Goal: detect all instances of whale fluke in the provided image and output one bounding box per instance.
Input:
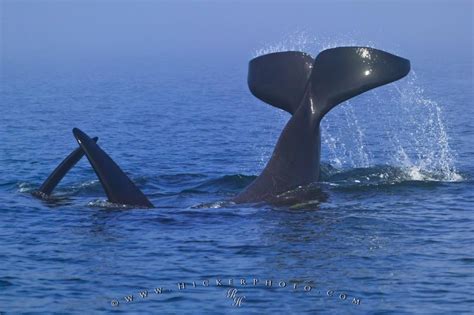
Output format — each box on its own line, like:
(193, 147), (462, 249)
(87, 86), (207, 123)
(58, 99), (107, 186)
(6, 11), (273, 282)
(72, 128), (154, 208)
(33, 137), (99, 198)
(309, 47), (410, 119)
(248, 51), (314, 114)
(235, 47), (410, 203)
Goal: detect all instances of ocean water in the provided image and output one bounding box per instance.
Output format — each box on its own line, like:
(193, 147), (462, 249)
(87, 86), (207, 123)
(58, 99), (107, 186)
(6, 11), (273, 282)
(0, 40), (473, 314)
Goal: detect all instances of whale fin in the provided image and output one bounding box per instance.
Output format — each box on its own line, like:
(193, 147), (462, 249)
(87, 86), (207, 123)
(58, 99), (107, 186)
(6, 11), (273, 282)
(309, 47), (410, 118)
(34, 137), (98, 198)
(248, 51), (314, 114)
(72, 128), (154, 208)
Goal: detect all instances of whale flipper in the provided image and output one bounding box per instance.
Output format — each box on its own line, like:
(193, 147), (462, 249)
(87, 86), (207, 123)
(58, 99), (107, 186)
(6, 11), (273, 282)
(235, 47), (410, 203)
(72, 128), (154, 208)
(33, 137), (98, 198)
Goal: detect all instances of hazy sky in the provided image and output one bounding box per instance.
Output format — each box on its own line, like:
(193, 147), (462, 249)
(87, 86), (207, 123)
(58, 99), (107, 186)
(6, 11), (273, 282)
(1, 0), (473, 68)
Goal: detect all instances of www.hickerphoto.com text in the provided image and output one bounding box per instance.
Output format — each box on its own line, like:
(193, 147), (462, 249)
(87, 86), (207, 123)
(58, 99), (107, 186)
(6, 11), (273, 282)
(110, 278), (362, 308)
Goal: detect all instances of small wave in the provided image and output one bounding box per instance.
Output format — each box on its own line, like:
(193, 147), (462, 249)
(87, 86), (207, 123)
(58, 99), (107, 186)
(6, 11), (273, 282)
(191, 200), (236, 209)
(0, 279), (13, 288)
(402, 165), (463, 182)
(17, 179), (103, 195)
(17, 182), (35, 193)
(321, 165), (465, 188)
(190, 174), (256, 193)
(155, 173), (208, 187)
(87, 199), (142, 209)
(69, 179), (102, 193)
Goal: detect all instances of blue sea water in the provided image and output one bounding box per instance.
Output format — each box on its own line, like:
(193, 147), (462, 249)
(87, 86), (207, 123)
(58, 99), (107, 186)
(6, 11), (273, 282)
(0, 38), (473, 314)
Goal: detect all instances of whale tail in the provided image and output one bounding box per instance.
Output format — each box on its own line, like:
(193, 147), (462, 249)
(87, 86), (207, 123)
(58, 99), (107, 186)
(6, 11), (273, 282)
(34, 128), (153, 208)
(33, 137), (98, 198)
(72, 128), (154, 208)
(236, 47), (410, 203)
(248, 47), (410, 118)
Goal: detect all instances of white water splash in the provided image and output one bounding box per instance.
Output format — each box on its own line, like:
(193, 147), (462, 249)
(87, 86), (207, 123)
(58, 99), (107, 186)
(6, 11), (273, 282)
(254, 33), (462, 182)
(386, 74), (462, 181)
(87, 199), (133, 209)
(254, 31), (376, 58)
(18, 182), (34, 193)
(254, 31), (312, 57)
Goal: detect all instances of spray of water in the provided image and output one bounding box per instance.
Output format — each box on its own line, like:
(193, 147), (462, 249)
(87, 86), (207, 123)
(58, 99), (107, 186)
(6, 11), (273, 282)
(383, 73), (461, 181)
(254, 32), (462, 182)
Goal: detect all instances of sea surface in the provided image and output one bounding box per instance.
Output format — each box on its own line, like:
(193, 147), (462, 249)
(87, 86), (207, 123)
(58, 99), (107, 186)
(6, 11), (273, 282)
(0, 39), (473, 314)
